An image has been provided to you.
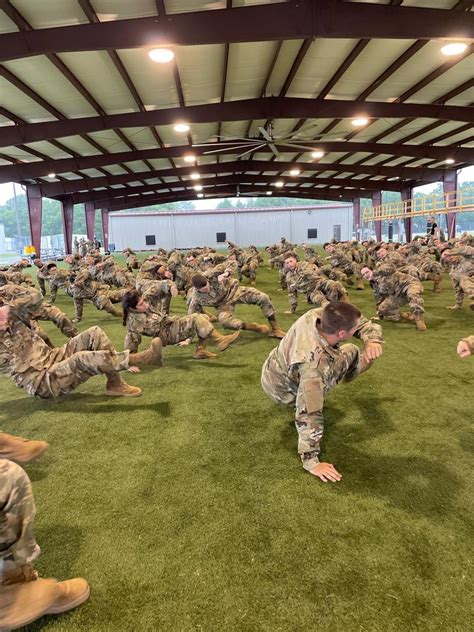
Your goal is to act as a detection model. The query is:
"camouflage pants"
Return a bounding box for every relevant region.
[0,460,40,575]
[49,280,70,303]
[452,273,474,306]
[125,314,213,352]
[33,304,78,338]
[37,276,47,296]
[24,326,129,398]
[378,284,425,319]
[261,344,360,471]
[217,287,276,330]
[320,265,348,285]
[74,289,126,320]
[239,261,257,282]
[279,267,288,290]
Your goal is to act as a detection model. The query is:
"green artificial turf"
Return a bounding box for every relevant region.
[1,253,473,631]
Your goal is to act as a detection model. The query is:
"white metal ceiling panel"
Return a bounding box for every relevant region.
[266,39,305,96]
[90,0,157,20]
[175,45,225,105]
[225,42,278,101]
[10,0,88,28]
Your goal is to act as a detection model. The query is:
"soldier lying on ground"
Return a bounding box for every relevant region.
[261,301,383,482]
[0,286,162,398]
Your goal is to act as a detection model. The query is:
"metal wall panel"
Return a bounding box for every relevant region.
[109,205,353,250]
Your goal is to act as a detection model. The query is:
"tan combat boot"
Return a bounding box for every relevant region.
[193,339,218,360]
[400,311,415,322]
[432,278,442,293]
[0,564,90,631]
[203,310,217,322]
[267,317,286,339]
[415,316,427,331]
[356,280,364,290]
[0,433,49,463]
[105,373,142,397]
[129,338,163,367]
[242,322,270,334]
[470,299,474,311]
[250,279,256,286]
[210,329,240,351]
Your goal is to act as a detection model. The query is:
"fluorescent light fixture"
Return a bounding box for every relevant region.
[289,168,300,176]
[274,181,284,188]
[47,173,56,178]
[440,43,468,56]
[351,117,369,127]
[184,154,196,163]
[197,193,204,198]
[266,191,272,195]
[311,150,324,159]
[174,123,190,133]
[190,172,200,180]
[194,184,203,191]
[148,48,174,63]
[445,158,455,164]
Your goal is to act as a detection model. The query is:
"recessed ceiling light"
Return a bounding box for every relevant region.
[274,181,284,188]
[289,168,300,176]
[148,48,174,63]
[47,173,56,178]
[197,193,204,198]
[194,184,203,191]
[441,42,468,56]
[190,172,200,180]
[174,123,190,133]
[266,191,272,195]
[445,158,455,164]
[311,150,324,159]
[352,117,369,127]
[184,154,196,163]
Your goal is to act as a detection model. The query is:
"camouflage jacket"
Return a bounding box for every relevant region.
[371,270,422,304]
[448,245,474,278]
[286,261,321,295]
[126,308,166,337]
[187,262,239,312]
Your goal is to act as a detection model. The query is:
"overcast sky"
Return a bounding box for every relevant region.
[1,166,472,206]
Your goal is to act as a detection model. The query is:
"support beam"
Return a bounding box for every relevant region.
[2,142,471,185]
[1,1,472,62]
[353,198,361,241]
[372,190,382,241]
[101,209,109,251]
[443,170,458,239]
[401,187,413,243]
[1,97,472,148]
[26,184,42,257]
[61,197,74,254]
[85,202,96,240]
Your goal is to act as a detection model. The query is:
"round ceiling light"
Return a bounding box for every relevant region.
[197,193,204,198]
[289,168,300,176]
[311,150,324,159]
[190,172,200,180]
[174,123,190,133]
[266,191,272,195]
[148,48,175,63]
[440,43,468,56]
[194,184,203,191]
[351,117,369,127]
[445,158,455,164]
[184,154,196,163]
[274,181,284,188]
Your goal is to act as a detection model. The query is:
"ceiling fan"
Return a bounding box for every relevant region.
[192,121,350,160]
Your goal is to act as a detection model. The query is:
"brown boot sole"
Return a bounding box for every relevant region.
[11,442,49,464]
[46,583,90,615]
[218,330,240,351]
[105,388,142,397]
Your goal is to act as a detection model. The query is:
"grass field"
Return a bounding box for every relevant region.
[1,253,473,631]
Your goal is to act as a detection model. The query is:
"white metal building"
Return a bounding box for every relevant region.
[109,204,353,250]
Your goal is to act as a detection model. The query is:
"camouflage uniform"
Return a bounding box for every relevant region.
[0,286,130,398]
[301,245,324,266]
[325,249,363,287]
[261,308,382,471]
[48,269,72,302]
[136,278,177,315]
[371,266,425,320]
[34,261,53,296]
[447,245,474,308]
[0,460,40,575]
[124,309,214,352]
[71,270,126,321]
[286,262,347,313]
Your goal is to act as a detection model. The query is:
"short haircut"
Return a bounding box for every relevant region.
[46,263,57,270]
[319,301,361,335]
[285,253,297,261]
[192,274,208,289]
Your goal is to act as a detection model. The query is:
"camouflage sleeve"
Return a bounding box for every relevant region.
[295,363,326,472]
[187,288,203,314]
[0,284,43,317]
[462,336,474,354]
[353,313,383,344]
[449,246,474,259]
[204,262,228,279]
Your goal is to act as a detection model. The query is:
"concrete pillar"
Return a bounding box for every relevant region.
[353,198,361,240]
[401,187,413,243]
[61,197,74,254]
[26,184,42,257]
[372,190,382,241]
[85,202,96,240]
[101,208,109,251]
[443,170,458,239]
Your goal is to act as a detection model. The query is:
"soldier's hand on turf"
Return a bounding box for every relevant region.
[128,366,141,373]
[309,462,342,483]
[363,341,383,362]
[0,305,10,331]
[457,340,471,358]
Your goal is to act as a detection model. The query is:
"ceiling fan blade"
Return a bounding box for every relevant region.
[235,143,267,159]
[258,126,273,142]
[202,143,259,155]
[274,142,321,152]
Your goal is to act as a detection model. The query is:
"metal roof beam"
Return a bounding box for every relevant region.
[1,0,473,62]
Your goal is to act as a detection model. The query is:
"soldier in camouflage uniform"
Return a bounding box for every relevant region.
[284,255,348,313]
[0,459,91,629]
[361,265,427,331]
[96,257,135,288]
[46,263,73,302]
[0,285,162,398]
[301,244,324,266]
[32,259,52,296]
[188,263,286,338]
[261,301,383,482]
[70,268,127,322]
[324,243,364,289]
[441,243,474,311]
[122,290,240,359]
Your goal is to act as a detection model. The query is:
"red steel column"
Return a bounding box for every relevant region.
[401,187,413,243]
[61,197,74,254]
[101,208,109,251]
[26,184,42,257]
[372,190,382,241]
[85,202,96,240]
[353,197,361,240]
[443,170,457,239]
